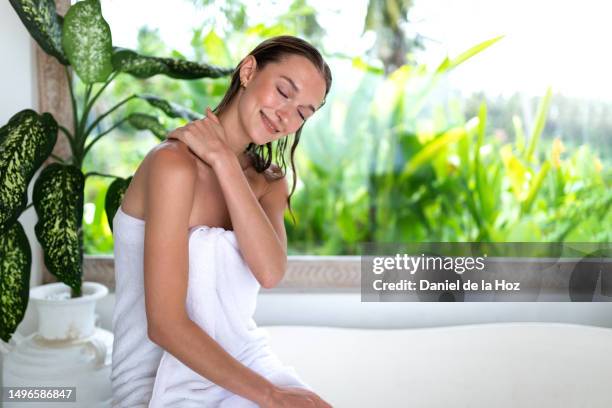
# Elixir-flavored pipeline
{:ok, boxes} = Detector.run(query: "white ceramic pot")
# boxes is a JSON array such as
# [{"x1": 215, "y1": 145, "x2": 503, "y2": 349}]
[{"x1": 1, "y1": 281, "x2": 113, "y2": 407}]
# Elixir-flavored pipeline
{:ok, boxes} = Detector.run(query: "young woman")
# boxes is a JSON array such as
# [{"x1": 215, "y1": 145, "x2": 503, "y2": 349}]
[{"x1": 111, "y1": 36, "x2": 333, "y2": 407}]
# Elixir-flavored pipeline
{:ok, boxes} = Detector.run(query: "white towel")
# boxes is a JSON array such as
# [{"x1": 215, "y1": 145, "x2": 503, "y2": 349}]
[
  {"x1": 148, "y1": 226, "x2": 312, "y2": 407},
  {"x1": 112, "y1": 207, "x2": 164, "y2": 407}
]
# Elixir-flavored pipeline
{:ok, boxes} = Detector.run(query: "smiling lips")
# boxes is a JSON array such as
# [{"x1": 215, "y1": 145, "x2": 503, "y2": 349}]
[{"x1": 260, "y1": 111, "x2": 279, "y2": 133}]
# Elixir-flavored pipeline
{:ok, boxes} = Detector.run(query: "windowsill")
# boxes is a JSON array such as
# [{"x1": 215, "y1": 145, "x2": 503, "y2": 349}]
[{"x1": 72, "y1": 255, "x2": 362, "y2": 293}]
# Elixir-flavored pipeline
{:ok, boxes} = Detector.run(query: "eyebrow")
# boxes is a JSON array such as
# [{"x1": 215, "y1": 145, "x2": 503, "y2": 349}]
[{"x1": 280, "y1": 75, "x2": 317, "y2": 113}]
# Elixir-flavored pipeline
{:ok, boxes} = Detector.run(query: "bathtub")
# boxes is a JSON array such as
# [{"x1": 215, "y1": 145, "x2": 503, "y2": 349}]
[
  {"x1": 255, "y1": 292, "x2": 612, "y2": 408},
  {"x1": 265, "y1": 322, "x2": 612, "y2": 408},
  {"x1": 9, "y1": 291, "x2": 612, "y2": 407}
]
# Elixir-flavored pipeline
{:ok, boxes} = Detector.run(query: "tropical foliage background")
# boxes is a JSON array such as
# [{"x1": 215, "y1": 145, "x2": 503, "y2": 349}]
[{"x1": 82, "y1": 0, "x2": 611, "y2": 255}]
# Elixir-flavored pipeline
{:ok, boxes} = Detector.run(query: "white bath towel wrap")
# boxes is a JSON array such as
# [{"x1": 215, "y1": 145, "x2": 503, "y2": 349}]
[
  {"x1": 111, "y1": 207, "x2": 311, "y2": 408},
  {"x1": 147, "y1": 225, "x2": 312, "y2": 407}
]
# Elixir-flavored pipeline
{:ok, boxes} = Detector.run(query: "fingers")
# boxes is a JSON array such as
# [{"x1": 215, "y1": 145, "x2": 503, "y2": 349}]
[
  {"x1": 167, "y1": 128, "x2": 184, "y2": 141},
  {"x1": 290, "y1": 389, "x2": 330, "y2": 408},
  {"x1": 166, "y1": 129, "x2": 178, "y2": 140},
  {"x1": 206, "y1": 106, "x2": 221, "y2": 125},
  {"x1": 306, "y1": 392, "x2": 331, "y2": 408},
  {"x1": 311, "y1": 395, "x2": 327, "y2": 408},
  {"x1": 190, "y1": 119, "x2": 208, "y2": 134}
]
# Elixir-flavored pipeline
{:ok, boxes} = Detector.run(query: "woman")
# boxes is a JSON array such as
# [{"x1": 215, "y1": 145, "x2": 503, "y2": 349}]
[{"x1": 111, "y1": 35, "x2": 333, "y2": 408}]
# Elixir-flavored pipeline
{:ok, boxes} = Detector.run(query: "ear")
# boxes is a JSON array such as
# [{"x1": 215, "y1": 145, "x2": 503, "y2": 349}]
[{"x1": 239, "y1": 55, "x2": 257, "y2": 86}]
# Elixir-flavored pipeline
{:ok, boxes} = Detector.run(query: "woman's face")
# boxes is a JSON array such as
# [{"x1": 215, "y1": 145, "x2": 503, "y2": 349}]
[{"x1": 237, "y1": 53, "x2": 327, "y2": 145}]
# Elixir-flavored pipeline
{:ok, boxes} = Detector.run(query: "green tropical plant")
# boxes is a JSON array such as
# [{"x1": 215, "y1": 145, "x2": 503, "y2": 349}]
[
  {"x1": 286, "y1": 36, "x2": 610, "y2": 253},
  {"x1": 0, "y1": 0, "x2": 232, "y2": 343},
  {"x1": 80, "y1": 0, "x2": 331, "y2": 255}
]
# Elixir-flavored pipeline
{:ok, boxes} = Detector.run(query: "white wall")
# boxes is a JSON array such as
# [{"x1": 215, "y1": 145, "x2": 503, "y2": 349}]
[
  {"x1": 0, "y1": 4, "x2": 44, "y2": 386},
  {"x1": 0, "y1": 1, "x2": 43, "y2": 290}
]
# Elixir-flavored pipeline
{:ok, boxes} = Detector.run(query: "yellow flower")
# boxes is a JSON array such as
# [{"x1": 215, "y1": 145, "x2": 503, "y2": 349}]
[
  {"x1": 551, "y1": 137, "x2": 565, "y2": 169},
  {"x1": 594, "y1": 157, "x2": 603, "y2": 173}
]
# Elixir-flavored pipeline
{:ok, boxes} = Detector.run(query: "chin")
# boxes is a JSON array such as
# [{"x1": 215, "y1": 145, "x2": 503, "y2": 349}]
[
  {"x1": 248, "y1": 131, "x2": 267, "y2": 146},
  {"x1": 249, "y1": 129, "x2": 264, "y2": 146},
  {"x1": 251, "y1": 128, "x2": 280, "y2": 146}
]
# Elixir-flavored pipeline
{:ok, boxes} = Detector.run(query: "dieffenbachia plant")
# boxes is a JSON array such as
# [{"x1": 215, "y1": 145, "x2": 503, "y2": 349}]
[{"x1": 0, "y1": 0, "x2": 233, "y2": 343}]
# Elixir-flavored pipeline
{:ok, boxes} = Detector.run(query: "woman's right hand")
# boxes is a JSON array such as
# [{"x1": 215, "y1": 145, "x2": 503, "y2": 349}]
[
  {"x1": 260, "y1": 385, "x2": 333, "y2": 408},
  {"x1": 166, "y1": 107, "x2": 230, "y2": 167}
]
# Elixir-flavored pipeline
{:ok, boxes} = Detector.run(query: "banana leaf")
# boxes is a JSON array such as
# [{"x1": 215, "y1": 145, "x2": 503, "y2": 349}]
[
  {"x1": 0, "y1": 221, "x2": 31, "y2": 343},
  {"x1": 0, "y1": 110, "x2": 57, "y2": 233},
  {"x1": 33, "y1": 164, "x2": 85, "y2": 296}
]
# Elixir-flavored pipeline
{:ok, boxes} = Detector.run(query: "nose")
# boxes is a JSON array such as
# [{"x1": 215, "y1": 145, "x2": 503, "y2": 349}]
[{"x1": 275, "y1": 105, "x2": 291, "y2": 128}]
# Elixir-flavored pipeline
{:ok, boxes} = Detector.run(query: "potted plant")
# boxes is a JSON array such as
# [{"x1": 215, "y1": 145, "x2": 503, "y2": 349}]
[{"x1": 0, "y1": 0, "x2": 231, "y2": 367}]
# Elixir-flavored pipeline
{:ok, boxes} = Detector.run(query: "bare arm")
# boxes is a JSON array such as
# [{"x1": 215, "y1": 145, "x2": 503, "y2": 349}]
[
  {"x1": 143, "y1": 146, "x2": 276, "y2": 405},
  {"x1": 165, "y1": 110, "x2": 288, "y2": 288},
  {"x1": 212, "y1": 150, "x2": 289, "y2": 289}
]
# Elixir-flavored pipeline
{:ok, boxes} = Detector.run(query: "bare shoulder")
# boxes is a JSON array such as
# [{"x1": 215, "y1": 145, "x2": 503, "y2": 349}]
[
  {"x1": 121, "y1": 140, "x2": 198, "y2": 218},
  {"x1": 147, "y1": 140, "x2": 197, "y2": 166},
  {"x1": 145, "y1": 140, "x2": 200, "y2": 178},
  {"x1": 143, "y1": 141, "x2": 200, "y2": 200}
]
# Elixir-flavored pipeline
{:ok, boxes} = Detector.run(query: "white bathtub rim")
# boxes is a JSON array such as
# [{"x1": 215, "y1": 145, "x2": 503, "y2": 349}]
[{"x1": 261, "y1": 320, "x2": 612, "y2": 334}]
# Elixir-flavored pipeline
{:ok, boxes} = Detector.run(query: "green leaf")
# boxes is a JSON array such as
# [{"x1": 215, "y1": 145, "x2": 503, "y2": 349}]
[
  {"x1": 399, "y1": 127, "x2": 467, "y2": 182},
  {"x1": 104, "y1": 176, "x2": 132, "y2": 233},
  {"x1": 202, "y1": 29, "x2": 232, "y2": 66},
  {"x1": 436, "y1": 35, "x2": 504, "y2": 74},
  {"x1": 0, "y1": 221, "x2": 31, "y2": 343},
  {"x1": 244, "y1": 22, "x2": 290, "y2": 38},
  {"x1": 138, "y1": 94, "x2": 202, "y2": 121},
  {"x1": 512, "y1": 115, "x2": 526, "y2": 153},
  {"x1": 9, "y1": 0, "x2": 68, "y2": 65},
  {"x1": 33, "y1": 164, "x2": 84, "y2": 295},
  {"x1": 500, "y1": 144, "x2": 529, "y2": 200},
  {"x1": 0, "y1": 110, "x2": 58, "y2": 233},
  {"x1": 351, "y1": 56, "x2": 385, "y2": 75},
  {"x1": 522, "y1": 160, "x2": 551, "y2": 214},
  {"x1": 525, "y1": 87, "x2": 553, "y2": 162},
  {"x1": 127, "y1": 113, "x2": 167, "y2": 140},
  {"x1": 474, "y1": 103, "x2": 491, "y2": 220},
  {"x1": 61, "y1": 0, "x2": 113, "y2": 83},
  {"x1": 112, "y1": 47, "x2": 234, "y2": 80}
]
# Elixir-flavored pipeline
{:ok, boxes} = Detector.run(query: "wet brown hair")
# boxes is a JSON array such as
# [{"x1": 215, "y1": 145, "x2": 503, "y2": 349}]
[{"x1": 212, "y1": 35, "x2": 332, "y2": 224}]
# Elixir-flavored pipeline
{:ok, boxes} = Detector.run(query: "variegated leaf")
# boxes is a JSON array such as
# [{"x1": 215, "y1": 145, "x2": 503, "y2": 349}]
[
  {"x1": 0, "y1": 221, "x2": 31, "y2": 343},
  {"x1": 0, "y1": 110, "x2": 57, "y2": 233},
  {"x1": 9, "y1": 0, "x2": 68, "y2": 65},
  {"x1": 105, "y1": 176, "x2": 133, "y2": 233},
  {"x1": 138, "y1": 94, "x2": 202, "y2": 121},
  {"x1": 127, "y1": 113, "x2": 167, "y2": 140},
  {"x1": 33, "y1": 164, "x2": 84, "y2": 295},
  {"x1": 112, "y1": 47, "x2": 234, "y2": 79},
  {"x1": 61, "y1": 0, "x2": 113, "y2": 83}
]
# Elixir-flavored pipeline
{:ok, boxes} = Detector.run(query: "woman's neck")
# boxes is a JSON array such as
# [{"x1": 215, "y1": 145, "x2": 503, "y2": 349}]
[{"x1": 215, "y1": 98, "x2": 252, "y2": 160}]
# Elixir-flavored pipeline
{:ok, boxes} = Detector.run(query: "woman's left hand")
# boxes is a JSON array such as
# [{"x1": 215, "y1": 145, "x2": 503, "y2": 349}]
[{"x1": 167, "y1": 106, "x2": 230, "y2": 167}]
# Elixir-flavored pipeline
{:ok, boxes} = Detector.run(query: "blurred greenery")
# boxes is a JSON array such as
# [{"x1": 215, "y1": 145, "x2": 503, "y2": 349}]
[{"x1": 83, "y1": 0, "x2": 610, "y2": 255}]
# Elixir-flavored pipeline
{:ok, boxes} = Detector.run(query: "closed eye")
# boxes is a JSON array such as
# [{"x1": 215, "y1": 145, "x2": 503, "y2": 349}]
[{"x1": 277, "y1": 87, "x2": 305, "y2": 121}]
